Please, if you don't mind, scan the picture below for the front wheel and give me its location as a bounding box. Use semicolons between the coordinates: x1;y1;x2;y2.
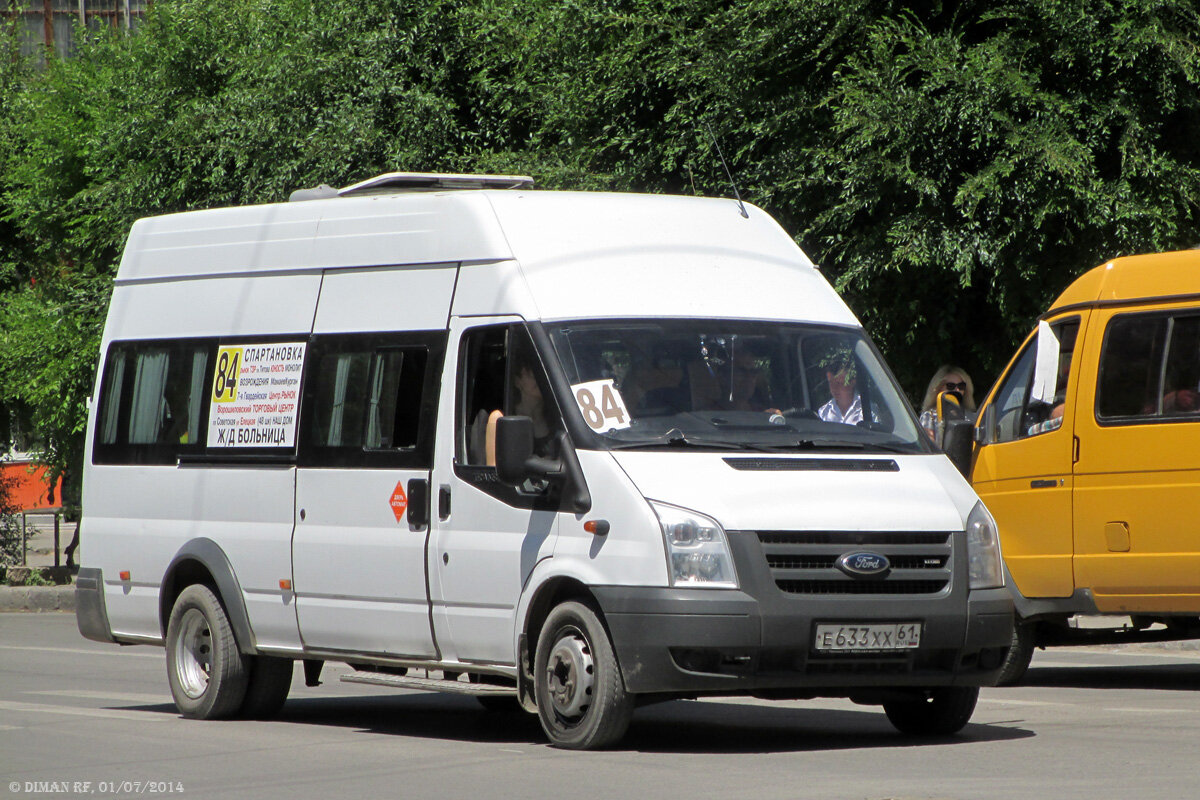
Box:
469;673;521;713
995;620;1036;686
883;686;979;736
534;601;633;749
166;584;249;719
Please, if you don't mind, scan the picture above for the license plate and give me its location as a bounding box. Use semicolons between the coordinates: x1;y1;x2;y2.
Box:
814;622;922;652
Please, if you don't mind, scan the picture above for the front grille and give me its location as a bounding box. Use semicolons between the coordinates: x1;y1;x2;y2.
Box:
766;555;947;571
755;530;954;596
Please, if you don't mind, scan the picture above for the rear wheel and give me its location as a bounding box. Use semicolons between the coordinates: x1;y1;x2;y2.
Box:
883;686;979;736
166;585;249;719
239;656;293;718
469;673;521;713
534;601;633;749
995;620;1036;686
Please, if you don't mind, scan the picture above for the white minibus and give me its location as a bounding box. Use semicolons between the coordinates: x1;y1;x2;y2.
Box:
76;173;1012;749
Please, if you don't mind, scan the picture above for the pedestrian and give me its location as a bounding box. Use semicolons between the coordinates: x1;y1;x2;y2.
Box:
919;365;977;440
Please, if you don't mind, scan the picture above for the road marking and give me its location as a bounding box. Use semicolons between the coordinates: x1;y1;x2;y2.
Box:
979;698;1074;708
0;700;170;722
1041;649;1200;663
982;697;1198;715
27;689;167;704
0;644;162;659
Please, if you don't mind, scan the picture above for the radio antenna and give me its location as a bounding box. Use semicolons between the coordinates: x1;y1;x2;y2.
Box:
704;122;749;219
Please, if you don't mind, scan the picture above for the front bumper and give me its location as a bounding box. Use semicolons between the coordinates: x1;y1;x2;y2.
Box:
593;530;1014;695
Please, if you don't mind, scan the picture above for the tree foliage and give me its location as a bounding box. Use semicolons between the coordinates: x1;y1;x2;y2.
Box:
810;0;1200;387
2;0;1200;493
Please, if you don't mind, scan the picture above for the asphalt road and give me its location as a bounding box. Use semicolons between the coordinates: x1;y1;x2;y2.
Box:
2;613;1199;800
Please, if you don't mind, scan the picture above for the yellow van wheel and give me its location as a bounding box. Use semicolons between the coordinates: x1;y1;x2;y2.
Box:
995;620;1035;686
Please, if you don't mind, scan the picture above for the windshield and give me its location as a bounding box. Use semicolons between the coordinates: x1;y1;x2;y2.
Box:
546;319;930;454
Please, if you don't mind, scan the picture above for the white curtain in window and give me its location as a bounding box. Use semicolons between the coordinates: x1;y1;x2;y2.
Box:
185;349;208;445
327;355;353;446
365;353;387;447
128;350;169;444
99;353;127;444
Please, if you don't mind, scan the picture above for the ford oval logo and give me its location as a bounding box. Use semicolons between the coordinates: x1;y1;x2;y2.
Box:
836;551;891;578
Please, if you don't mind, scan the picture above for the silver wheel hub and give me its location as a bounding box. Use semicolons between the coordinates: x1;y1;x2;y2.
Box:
546;632;594;718
174;608;213;699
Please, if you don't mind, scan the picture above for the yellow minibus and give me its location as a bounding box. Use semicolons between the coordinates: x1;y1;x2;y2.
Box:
972;250;1200;683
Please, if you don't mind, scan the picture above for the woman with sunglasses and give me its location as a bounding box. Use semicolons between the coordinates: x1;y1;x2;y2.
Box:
919;365;977;441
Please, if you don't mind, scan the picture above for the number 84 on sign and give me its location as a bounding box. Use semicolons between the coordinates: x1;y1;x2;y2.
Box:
572;379;632;433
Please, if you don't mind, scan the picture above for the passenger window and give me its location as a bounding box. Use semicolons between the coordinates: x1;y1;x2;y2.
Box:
1162;317;1200;416
458;325;562;467
93;340;210;464
365;349;426;448
310;351;371;447
1097;312;1200;422
987;320;1078;443
301;335;435;467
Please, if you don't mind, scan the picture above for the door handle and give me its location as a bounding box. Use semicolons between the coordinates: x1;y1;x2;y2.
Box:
1030;479;1061;488
438;485;452;521
406;478;430;529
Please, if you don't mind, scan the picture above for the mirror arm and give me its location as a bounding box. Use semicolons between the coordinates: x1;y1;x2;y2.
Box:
551;432;591;514
510;432;591;514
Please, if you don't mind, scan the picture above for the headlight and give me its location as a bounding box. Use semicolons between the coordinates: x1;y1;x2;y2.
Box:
650;500;738;589
966;500;1004;590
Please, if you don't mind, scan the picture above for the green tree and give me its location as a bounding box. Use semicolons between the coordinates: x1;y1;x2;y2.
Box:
4;0;1200;490
805;1;1200;392
0;0;473;501
0;464;20;566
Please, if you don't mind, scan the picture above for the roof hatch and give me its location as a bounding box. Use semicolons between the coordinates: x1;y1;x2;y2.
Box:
289;172;534;202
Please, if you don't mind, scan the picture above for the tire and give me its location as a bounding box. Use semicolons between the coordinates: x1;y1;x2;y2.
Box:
534;601;634;749
469;674;521;713
883;686;979;736
165;584;250;719
995;620;1036;687
477;695;523;713
239;656;293;719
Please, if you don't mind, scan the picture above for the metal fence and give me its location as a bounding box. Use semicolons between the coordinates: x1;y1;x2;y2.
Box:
2;1;150;61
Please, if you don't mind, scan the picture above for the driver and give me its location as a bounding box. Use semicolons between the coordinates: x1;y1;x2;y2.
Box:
818;355;865;425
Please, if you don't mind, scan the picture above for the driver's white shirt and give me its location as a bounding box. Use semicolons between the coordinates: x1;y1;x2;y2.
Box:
818;394;864;425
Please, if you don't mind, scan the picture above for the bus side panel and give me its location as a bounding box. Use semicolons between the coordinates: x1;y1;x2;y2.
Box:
83;273;321;649
86;465;300;650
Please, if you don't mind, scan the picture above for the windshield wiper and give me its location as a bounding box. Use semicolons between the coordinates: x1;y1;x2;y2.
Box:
766;439;915;454
607;429;772;452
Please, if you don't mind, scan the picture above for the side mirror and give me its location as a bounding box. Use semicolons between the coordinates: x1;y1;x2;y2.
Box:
935;390;965;425
975;405;994;445
494;417;593;513
943;419;975;477
495;415;535;485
